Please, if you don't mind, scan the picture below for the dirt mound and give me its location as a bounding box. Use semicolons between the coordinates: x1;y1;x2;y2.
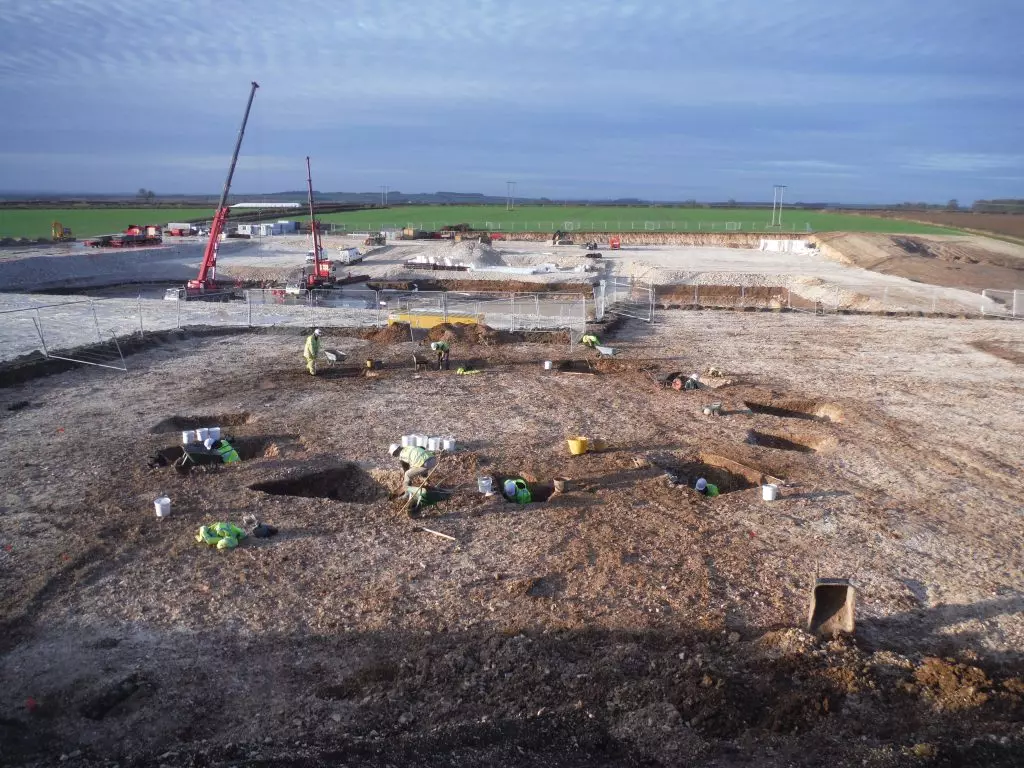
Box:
360;322;411;344
426;322;511;345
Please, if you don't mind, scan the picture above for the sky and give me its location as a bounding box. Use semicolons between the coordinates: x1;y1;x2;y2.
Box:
0;0;1022;203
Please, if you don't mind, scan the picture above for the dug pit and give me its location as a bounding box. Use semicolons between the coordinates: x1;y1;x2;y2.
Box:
493;473;557;503
747;429;832;453
669;453;778;495
250;465;385;503
744;399;843;423
556;360;596;374
150;413;252;434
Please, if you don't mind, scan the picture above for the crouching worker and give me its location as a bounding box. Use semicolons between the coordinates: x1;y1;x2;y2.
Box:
204;437;240;464
695;477;719;497
580;333;600;348
502;478;532;504
389;443;438;486
430;341;450;370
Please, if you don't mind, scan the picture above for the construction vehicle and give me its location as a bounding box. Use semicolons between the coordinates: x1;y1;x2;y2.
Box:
51;221;74;242
299;156;337;290
169;81;259;301
84;224;162;248
364;232;386;246
609;236;621;250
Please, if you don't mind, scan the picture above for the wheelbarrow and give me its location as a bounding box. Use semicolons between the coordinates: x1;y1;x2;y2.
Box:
807;578;856;637
322;349;346;367
594;345;617;358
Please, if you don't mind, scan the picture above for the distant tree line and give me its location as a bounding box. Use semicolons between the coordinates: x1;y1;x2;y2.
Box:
971;199;1024;214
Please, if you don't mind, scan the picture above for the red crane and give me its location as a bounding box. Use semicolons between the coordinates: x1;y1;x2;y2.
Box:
303;156;335;289
185;81;259;297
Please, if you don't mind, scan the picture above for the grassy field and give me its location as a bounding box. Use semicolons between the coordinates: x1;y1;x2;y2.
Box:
0;205;962;239
308;206;960;235
0;208;215;239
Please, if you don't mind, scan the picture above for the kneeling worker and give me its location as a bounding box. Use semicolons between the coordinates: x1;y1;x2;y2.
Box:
430;340;450;370
389;443;438;486
580;333;600;348
204;437;240;464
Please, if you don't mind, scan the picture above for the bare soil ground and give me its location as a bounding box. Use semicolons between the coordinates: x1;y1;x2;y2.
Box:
875;213;1024;242
817;233;1024;293
1;312;1023;767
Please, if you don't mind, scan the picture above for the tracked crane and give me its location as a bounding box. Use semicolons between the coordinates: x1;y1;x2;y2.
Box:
302;156;336;289
180;81;259;299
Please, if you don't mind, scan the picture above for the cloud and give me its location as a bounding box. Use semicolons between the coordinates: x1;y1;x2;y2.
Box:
905;154;1024;173
0;0;1022;201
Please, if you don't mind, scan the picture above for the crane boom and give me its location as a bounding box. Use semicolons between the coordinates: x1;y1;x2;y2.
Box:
188;81;259;293
302;156;335;289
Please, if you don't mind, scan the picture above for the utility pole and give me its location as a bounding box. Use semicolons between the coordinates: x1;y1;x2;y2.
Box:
506;181;517;211
770;184;787;227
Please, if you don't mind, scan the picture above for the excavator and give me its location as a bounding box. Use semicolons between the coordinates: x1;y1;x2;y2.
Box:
51;221;74;242
171;81;259;301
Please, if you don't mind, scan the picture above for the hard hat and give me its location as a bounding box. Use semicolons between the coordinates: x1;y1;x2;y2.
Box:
689;373;699;380
695;478;708;491
389;443;401;456
504;479;517;498
314;328;322;336
204;437;216;450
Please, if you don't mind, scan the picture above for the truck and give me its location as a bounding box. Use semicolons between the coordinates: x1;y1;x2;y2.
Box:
84;224;162;248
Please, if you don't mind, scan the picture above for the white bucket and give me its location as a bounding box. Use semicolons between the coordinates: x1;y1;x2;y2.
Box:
181;430;194;445
762;484;779;501
196;428;210;443
441;437;456;452
401;434;415;447
154;497;171;517
208;427;221;441
543;360;553;370
477;476;493;495
427;437;442;451
415;434;429;448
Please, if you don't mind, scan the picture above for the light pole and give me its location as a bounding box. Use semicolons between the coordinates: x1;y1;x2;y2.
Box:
380;185;390;207
506;181;517;211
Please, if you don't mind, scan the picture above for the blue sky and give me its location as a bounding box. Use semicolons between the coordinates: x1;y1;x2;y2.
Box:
0;0;1022;203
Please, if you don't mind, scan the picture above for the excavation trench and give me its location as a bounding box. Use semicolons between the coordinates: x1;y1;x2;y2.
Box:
744;399;843;423
667;453;779;495
747;429;824;453
250;465;385;503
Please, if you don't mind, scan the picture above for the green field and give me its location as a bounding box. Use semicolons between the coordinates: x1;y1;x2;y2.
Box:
0;208;215;239
307;206;960;235
0;205;961;239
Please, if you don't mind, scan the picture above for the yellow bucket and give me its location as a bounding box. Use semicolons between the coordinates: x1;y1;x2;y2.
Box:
567;437;589;456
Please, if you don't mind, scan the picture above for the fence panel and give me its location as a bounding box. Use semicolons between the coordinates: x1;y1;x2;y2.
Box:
175;292;249;328
603;279;654;322
981;289;1022;318
33;301;128;370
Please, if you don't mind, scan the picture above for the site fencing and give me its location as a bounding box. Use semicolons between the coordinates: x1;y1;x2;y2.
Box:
322;220;817;235
0;300;129;371
980;289;1023;318
0;288;591;368
597;278;656;322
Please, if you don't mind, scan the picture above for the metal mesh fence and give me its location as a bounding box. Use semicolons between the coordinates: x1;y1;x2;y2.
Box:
981;289;1023;318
